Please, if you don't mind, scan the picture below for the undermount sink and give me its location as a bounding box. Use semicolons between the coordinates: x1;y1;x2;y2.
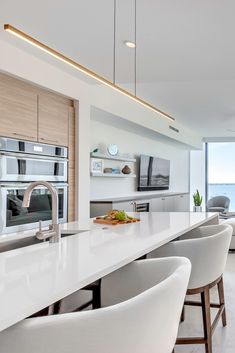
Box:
0;231;85;253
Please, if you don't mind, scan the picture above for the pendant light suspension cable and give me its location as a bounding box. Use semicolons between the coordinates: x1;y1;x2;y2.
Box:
113;0;116;84
134;0;137;96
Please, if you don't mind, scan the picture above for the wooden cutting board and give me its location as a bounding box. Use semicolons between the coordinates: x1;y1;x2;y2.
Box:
94;218;140;226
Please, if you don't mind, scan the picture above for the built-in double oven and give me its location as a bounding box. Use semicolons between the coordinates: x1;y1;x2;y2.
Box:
0;137;68;234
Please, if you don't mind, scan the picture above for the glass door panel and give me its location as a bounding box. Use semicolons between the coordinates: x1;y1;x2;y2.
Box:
207;142;235;211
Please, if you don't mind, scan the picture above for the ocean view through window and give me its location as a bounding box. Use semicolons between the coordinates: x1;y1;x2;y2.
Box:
207;142;235;211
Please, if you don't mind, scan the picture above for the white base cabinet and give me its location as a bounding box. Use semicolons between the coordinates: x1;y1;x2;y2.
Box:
151;194;189;212
91;193;190;217
112;201;134;212
151;196;175;212
174;194;190;212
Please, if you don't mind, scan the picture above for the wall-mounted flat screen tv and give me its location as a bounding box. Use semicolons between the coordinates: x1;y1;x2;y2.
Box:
138;154;170;191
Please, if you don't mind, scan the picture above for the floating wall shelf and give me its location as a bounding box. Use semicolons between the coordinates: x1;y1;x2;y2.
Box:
91;172;136;178
90;152;136;163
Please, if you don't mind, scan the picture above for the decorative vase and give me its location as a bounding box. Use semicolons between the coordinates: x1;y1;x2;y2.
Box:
122;165;131;174
193;206;202;212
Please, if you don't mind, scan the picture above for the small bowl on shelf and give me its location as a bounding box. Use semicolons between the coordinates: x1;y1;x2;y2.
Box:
122;165;131;174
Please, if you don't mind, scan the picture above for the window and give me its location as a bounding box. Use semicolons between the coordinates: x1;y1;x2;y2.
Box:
207;142;235;211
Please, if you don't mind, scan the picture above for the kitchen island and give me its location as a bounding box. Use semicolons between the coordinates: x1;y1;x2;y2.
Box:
0;212;218;332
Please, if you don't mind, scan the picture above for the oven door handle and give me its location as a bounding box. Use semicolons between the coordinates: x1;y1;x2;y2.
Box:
0;151;68;162
0;183;68;189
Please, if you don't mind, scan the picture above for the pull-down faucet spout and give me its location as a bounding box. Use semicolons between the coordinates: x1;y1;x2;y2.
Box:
22;181;61;243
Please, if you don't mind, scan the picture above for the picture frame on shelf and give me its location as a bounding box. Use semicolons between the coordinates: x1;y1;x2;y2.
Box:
90;158;104;174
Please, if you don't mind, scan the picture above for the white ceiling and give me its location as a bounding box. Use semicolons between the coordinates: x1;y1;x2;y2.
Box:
1;0;235;138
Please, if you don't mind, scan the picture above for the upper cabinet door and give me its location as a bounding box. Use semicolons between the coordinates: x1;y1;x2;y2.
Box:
38;93;70;147
0;73;37;141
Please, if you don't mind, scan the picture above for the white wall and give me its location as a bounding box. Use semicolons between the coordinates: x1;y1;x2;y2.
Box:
190;145;206;211
91;108;190;199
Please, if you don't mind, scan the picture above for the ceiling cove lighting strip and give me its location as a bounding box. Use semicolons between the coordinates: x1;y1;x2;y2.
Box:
4;24;175;122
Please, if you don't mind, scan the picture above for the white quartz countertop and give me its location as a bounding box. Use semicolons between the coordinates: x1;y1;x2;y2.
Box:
0;212;218;332
0;221;84;244
90;191;189;202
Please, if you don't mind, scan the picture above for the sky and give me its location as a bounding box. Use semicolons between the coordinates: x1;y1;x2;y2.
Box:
208;143;235;183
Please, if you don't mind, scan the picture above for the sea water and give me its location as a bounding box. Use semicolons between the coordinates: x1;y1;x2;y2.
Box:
208;184;235;211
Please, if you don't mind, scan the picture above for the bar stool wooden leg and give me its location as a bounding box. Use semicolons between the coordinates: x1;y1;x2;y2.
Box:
92;279;101;309
51;300;61;315
217;276;227;327
201;287;212;353
180;306;185;322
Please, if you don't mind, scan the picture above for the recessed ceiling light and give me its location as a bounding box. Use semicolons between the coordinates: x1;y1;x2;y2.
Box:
123;40;136;48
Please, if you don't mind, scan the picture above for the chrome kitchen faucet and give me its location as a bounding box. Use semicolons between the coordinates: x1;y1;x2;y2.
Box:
22;181;61;243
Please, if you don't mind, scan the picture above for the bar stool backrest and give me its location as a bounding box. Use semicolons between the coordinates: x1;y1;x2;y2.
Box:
0;257;191;353
148;224;232;290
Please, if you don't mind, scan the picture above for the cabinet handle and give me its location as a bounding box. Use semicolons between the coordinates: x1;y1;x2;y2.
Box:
13;132;35;139
40;137;59;144
161;198;165;200
131;201;137;212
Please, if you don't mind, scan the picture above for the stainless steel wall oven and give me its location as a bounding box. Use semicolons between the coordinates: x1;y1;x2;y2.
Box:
0;138;68;234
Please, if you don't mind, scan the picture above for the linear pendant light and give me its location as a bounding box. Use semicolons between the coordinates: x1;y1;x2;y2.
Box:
4;24;175;122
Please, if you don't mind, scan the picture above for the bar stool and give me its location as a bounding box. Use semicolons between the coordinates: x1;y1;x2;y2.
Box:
54;257;147;315
148;224;232;353
28;280;101;317
0;257;191;353
55;280;101;314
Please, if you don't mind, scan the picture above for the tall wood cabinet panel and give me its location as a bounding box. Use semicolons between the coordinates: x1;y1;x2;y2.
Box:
38;93;71;147
68;106;76;221
0;73;38;141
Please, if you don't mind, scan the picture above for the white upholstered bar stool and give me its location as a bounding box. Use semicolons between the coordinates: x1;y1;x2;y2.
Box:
147;224;232;353
222;218;235;250
0;257;191;353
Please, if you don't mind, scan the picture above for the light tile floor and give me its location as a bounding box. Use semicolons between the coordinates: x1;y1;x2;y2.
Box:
176;253;235;353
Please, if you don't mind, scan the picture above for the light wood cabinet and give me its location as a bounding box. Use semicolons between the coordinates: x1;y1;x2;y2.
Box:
0;73;38;141
38;93;70;146
0;73;74;147
68;106;76;221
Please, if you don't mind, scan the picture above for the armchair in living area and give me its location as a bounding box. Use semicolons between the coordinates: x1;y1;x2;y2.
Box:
206;196;230;213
